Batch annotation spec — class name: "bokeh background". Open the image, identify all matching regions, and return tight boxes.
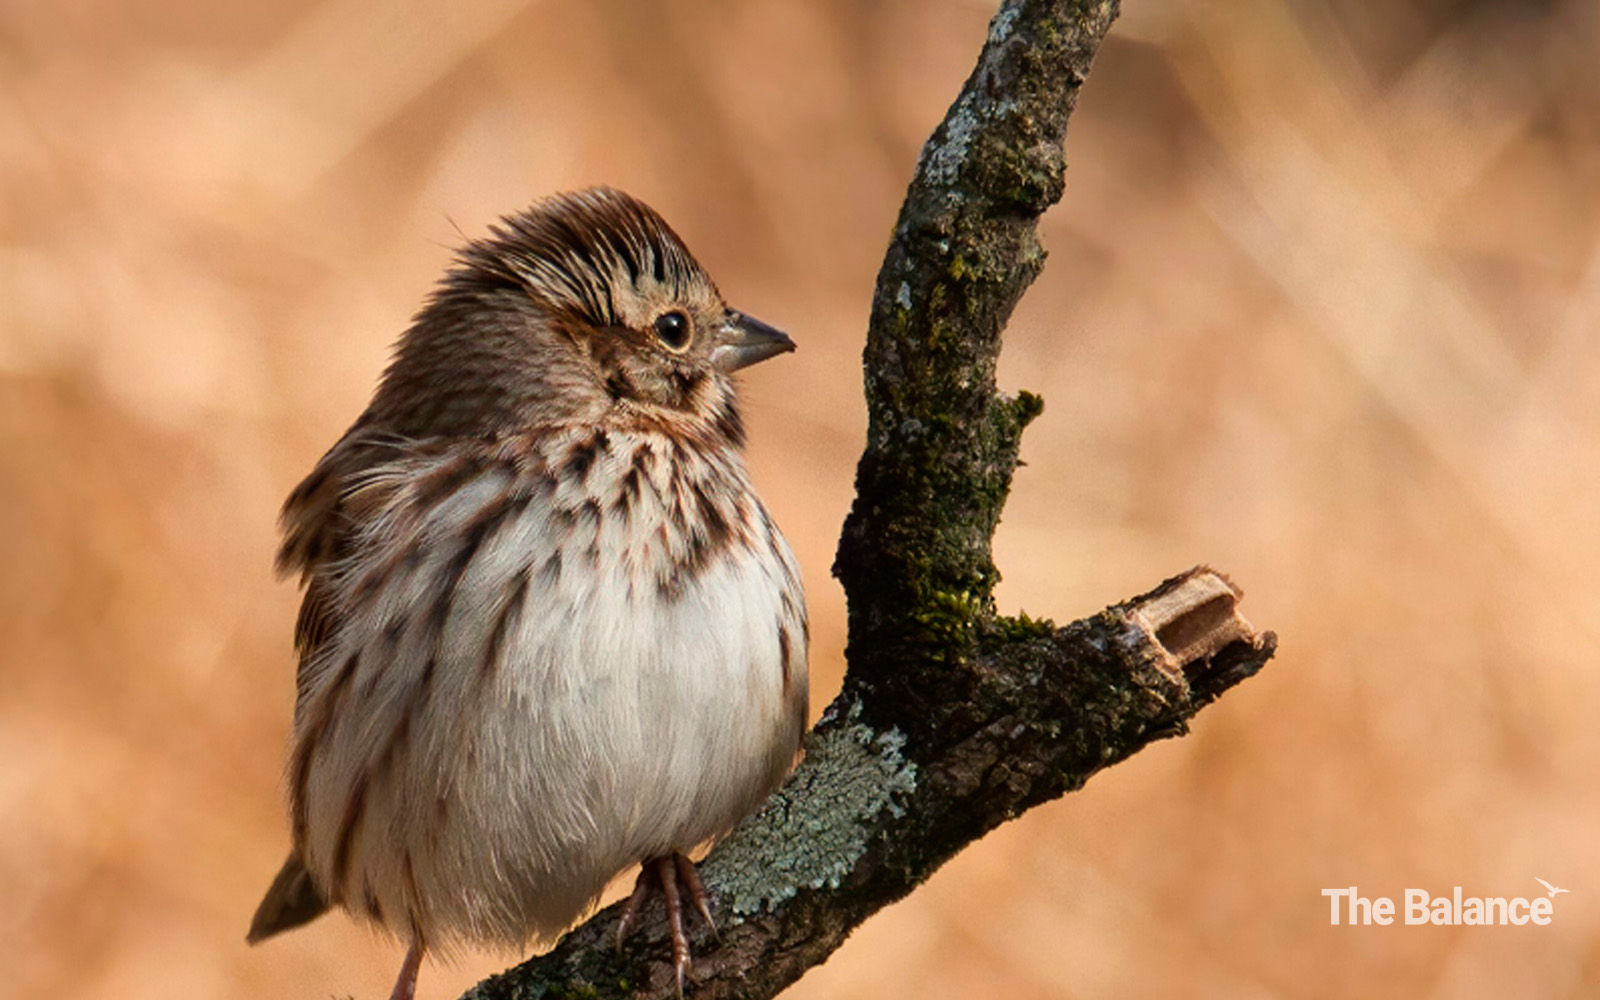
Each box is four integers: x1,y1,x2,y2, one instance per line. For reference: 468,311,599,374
4,0,1599,997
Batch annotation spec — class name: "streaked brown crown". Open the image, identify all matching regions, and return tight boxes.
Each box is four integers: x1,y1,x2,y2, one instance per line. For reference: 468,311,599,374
367,188,741,439
456,187,718,329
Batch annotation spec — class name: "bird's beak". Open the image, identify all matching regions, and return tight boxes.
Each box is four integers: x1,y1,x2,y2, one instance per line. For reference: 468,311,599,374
712,311,795,372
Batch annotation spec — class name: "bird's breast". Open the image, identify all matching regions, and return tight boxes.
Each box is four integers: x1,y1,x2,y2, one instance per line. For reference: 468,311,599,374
293,427,807,947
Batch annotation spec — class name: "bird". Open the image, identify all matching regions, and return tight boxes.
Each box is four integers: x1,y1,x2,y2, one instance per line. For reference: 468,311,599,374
246,187,809,1000
1535,878,1570,898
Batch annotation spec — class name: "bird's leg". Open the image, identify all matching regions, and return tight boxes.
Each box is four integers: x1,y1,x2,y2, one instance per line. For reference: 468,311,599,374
615,852,717,995
388,938,425,1000
658,858,689,995
615,865,656,950
673,852,717,938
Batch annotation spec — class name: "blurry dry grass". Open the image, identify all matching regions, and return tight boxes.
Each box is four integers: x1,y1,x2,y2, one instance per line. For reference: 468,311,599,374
3,0,1599,997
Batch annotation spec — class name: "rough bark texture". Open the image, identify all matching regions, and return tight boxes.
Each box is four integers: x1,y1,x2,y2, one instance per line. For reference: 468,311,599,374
461,1,1277,997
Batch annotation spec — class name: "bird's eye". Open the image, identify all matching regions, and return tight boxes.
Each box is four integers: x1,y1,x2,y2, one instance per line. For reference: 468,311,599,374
653,311,692,351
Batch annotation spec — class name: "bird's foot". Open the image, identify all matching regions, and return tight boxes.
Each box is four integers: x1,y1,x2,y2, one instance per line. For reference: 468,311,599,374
387,938,424,1000
616,852,717,996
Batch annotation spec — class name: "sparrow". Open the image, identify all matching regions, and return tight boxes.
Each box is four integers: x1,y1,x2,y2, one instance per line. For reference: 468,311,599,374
247,187,808,999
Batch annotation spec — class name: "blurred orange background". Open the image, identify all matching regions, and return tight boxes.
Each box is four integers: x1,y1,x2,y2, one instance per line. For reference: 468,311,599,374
4,0,1598,997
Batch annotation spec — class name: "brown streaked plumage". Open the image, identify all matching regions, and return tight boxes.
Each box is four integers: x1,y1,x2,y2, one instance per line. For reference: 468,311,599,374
248,188,807,1000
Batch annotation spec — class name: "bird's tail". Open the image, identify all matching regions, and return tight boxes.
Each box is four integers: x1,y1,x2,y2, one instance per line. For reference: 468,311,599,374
248,850,330,943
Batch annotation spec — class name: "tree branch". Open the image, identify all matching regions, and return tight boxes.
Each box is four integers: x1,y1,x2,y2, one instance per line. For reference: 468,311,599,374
461,1,1276,997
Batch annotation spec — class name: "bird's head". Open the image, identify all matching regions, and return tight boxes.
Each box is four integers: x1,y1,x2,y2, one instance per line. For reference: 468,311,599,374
370,187,792,445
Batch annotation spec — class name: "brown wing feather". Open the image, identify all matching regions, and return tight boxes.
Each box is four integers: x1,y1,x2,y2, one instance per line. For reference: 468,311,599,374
251,421,403,943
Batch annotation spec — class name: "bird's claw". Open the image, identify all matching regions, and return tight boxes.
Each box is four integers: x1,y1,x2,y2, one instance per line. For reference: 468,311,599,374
615,852,716,996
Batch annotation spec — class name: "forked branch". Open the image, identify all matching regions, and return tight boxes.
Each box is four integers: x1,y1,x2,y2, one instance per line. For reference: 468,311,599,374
463,2,1275,997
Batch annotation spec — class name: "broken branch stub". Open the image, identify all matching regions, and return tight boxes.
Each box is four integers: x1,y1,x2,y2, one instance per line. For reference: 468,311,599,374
1127,567,1265,672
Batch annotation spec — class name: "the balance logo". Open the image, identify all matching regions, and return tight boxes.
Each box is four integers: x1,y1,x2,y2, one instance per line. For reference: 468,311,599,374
1322,881,1567,926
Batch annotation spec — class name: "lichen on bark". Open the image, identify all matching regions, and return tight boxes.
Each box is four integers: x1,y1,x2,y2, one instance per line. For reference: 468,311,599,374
706,706,918,917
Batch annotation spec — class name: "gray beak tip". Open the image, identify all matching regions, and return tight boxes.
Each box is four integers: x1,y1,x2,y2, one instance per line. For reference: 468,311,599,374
715,311,795,372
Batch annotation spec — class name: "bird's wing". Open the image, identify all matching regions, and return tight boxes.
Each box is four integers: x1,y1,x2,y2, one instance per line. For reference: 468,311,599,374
1537,878,1556,892
278,424,433,705
250,424,413,943
277,421,413,581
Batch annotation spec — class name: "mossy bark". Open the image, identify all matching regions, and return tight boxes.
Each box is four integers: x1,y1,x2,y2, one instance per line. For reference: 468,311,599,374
834,0,1117,744
462,2,1277,998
